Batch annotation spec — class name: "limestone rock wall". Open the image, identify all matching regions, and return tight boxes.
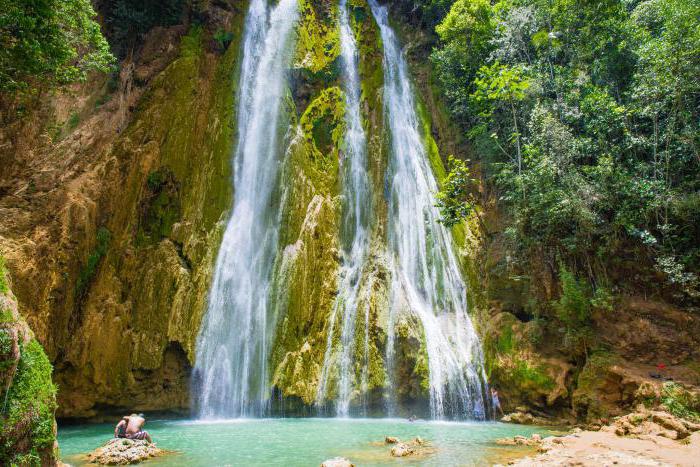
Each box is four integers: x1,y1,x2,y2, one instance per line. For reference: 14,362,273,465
0,0,480,420
0,1,247,418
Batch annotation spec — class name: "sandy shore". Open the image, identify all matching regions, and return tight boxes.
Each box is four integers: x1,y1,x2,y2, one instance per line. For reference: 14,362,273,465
497,409,700,466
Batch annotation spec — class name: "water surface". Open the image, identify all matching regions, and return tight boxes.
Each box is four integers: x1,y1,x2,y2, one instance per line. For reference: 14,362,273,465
59,418,555,466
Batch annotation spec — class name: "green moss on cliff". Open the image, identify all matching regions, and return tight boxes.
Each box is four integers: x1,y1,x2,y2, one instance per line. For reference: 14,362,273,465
572,351,618,420
0,271,57,465
75,227,111,299
0,339,57,464
0,256,7,295
300,87,346,167
137,168,181,245
296,0,341,75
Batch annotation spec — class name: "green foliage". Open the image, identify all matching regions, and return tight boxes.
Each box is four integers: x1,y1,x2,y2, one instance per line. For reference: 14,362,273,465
138,169,181,245
472,63,530,118
0,0,113,92
435,156,477,227
75,227,111,298
0,256,8,295
430,0,700,306
104,0,185,57
67,111,80,130
553,265,597,355
0,339,57,464
431,0,495,122
511,359,555,390
0,330,13,373
661,382,700,422
214,29,234,51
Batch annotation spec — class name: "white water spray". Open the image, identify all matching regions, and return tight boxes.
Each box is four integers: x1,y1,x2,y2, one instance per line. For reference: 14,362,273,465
316,0,372,417
368,0,489,420
193,0,300,419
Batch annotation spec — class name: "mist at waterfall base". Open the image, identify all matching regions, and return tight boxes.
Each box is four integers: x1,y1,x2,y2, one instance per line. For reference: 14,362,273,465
59,419,553,466
192,0,490,421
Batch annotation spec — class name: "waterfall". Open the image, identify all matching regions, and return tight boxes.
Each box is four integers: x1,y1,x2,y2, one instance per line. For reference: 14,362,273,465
368,0,489,420
193,0,300,419
316,0,372,417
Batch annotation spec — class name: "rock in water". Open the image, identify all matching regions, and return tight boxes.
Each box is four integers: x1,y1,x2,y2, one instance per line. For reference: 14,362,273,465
390,442,415,457
86,438,165,465
321,457,354,467
384,436,399,444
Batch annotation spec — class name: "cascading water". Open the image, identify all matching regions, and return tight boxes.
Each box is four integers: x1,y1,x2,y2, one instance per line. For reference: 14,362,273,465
368,0,489,420
193,0,300,419
316,0,372,417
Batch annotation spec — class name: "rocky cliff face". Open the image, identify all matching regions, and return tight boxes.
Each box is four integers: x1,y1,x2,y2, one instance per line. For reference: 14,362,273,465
0,0,248,418
0,0,425,419
1,0,697,424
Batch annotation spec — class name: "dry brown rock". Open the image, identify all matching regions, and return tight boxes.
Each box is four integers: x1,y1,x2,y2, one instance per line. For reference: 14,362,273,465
501,411,549,425
651,411,690,439
495,433,543,446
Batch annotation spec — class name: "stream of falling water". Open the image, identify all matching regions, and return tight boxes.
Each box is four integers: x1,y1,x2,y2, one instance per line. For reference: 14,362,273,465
316,0,372,417
368,0,489,420
192,0,299,419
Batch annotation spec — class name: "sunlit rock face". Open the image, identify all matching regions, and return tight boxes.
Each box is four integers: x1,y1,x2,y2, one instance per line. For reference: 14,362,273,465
0,0,490,420
193,0,489,420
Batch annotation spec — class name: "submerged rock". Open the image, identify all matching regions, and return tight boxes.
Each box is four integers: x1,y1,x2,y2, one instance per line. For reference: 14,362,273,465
321,457,354,467
86,438,165,465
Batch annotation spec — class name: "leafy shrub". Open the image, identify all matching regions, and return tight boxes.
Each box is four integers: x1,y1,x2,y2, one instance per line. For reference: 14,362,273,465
0,339,57,463
214,29,234,51
662,382,700,422
435,156,477,227
0,0,113,92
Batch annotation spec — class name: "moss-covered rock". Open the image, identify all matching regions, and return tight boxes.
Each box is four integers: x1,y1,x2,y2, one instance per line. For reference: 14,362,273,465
482,312,571,413
295,0,341,74
0,260,57,466
48,11,247,418
270,86,345,404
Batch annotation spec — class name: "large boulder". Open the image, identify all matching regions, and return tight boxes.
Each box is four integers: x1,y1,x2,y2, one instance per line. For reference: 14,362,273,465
86,438,165,465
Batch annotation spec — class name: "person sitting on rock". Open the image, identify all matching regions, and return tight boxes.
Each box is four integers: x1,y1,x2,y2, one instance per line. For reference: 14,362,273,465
124,413,153,443
114,416,129,438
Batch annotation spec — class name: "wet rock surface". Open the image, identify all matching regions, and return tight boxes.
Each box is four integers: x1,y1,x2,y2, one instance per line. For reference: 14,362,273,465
85,438,165,465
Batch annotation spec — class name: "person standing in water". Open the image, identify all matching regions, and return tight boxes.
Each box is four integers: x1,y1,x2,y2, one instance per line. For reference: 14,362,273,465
491,388,504,418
